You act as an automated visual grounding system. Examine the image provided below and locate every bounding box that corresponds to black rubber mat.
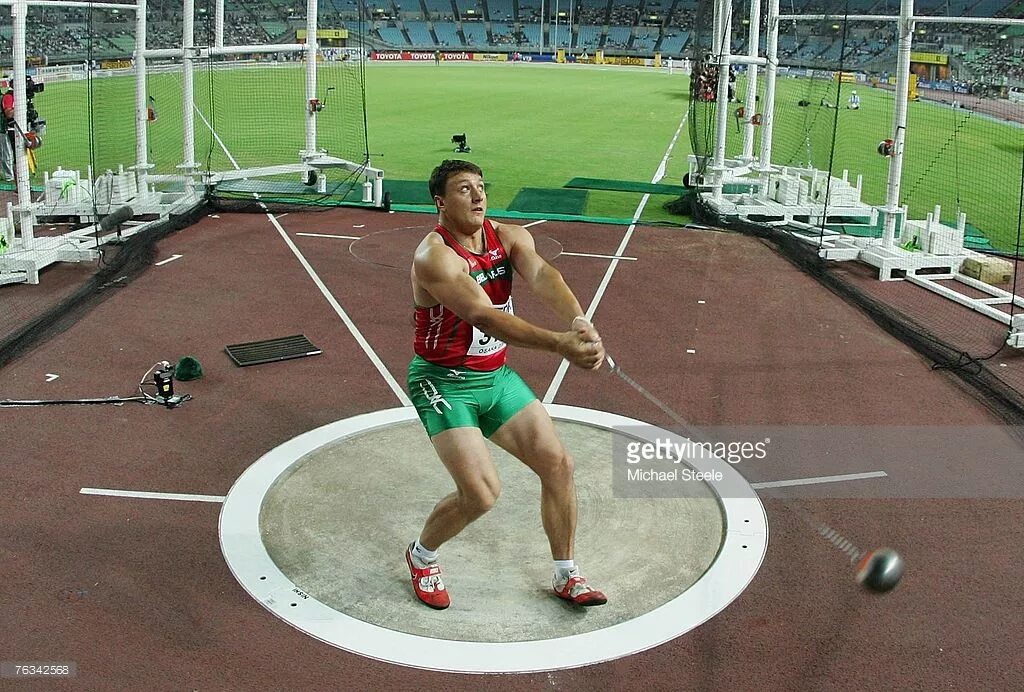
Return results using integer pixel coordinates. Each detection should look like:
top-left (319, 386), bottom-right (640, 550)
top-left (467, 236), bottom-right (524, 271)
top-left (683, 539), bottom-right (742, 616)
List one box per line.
top-left (225, 334), bottom-right (322, 367)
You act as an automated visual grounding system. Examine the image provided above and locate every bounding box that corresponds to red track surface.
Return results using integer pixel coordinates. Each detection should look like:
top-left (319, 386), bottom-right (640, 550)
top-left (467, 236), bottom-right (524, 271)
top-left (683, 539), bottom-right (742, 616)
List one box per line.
top-left (2, 208), bottom-right (1021, 689)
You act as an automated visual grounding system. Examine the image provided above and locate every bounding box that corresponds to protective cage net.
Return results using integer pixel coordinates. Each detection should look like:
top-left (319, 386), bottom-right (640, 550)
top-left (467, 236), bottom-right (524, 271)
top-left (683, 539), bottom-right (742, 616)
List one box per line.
top-left (1, 0), bottom-right (371, 368)
top-left (196, 0), bottom-right (372, 213)
top-left (684, 1), bottom-right (1024, 424)
top-left (1, 2), bottom-right (154, 369)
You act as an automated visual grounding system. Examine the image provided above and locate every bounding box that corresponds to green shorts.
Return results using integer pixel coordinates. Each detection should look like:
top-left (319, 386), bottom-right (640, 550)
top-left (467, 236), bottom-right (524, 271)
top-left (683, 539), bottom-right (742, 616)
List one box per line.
top-left (407, 355), bottom-right (537, 438)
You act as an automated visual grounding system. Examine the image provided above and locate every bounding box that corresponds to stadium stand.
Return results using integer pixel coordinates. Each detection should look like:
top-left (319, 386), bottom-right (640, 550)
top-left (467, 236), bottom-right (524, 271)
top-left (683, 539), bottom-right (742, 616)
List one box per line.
top-left (634, 29), bottom-right (657, 53)
top-left (422, 0), bottom-right (455, 21)
top-left (521, 22), bottom-right (542, 47)
top-left (462, 21), bottom-right (487, 46)
top-left (433, 21), bottom-right (462, 47)
top-left (490, 21), bottom-right (515, 46)
top-left (576, 24), bottom-right (602, 51)
top-left (659, 31), bottom-right (688, 57)
top-left (405, 20), bottom-right (434, 46)
top-left (487, 0), bottom-right (515, 22)
top-left (376, 25), bottom-right (408, 46)
top-left (605, 25), bottom-right (630, 51)
top-left (10, 0), bottom-right (1024, 75)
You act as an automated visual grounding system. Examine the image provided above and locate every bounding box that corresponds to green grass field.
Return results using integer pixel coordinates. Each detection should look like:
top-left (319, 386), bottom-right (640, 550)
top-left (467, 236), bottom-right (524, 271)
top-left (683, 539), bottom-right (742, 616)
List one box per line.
top-left (28, 62), bottom-right (1024, 251)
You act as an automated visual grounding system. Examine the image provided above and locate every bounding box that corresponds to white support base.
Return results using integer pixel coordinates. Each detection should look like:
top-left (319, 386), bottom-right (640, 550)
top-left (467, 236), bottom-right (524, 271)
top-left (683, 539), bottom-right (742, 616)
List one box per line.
top-left (0, 234), bottom-right (101, 285)
top-left (802, 229), bottom-right (1023, 348)
top-left (907, 273), bottom-right (1024, 348)
top-left (0, 188), bottom-right (202, 285)
top-left (708, 195), bottom-right (878, 226)
top-left (692, 157), bottom-right (877, 227)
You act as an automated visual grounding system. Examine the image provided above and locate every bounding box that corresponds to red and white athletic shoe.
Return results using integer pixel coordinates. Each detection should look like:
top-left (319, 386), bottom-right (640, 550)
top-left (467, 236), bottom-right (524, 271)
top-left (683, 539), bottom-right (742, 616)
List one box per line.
top-left (553, 567), bottom-right (607, 607)
top-left (405, 543), bottom-right (450, 610)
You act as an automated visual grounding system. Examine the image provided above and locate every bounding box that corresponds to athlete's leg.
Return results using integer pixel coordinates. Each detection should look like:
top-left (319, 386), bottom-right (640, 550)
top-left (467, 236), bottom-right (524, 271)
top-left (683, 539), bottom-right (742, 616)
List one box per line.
top-left (489, 400), bottom-right (576, 560)
top-left (417, 426), bottom-right (502, 551)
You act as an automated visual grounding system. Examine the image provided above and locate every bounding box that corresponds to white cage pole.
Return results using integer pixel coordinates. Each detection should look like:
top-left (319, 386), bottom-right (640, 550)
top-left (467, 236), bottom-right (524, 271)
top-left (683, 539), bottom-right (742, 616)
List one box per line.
top-left (758, 0), bottom-right (779, 191)
top-left (134, 0), bottom-right (149, 193)
top-left (305, 0), bottom-right (318, 157)
top-left (182, 0), bottom-right (196, 175)
top-left (711, 0), bottom-right (734, 201)
top-left (881, 0), bottom-right (914, 248)
top-left (741, 0), bottom-right (762, 162)
top-left (10, 0), bottom-right (32, 242)
top-left (215, 0), bottom-right (224, 48)
top-left (540, 0), bottom-right (545, 54)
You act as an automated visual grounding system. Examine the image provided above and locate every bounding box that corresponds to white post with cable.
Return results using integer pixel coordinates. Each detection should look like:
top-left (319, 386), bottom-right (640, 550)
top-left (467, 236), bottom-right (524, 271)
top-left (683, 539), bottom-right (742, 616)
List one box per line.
top-left (740, 0), bottom-right (762, 163)
top-left (305, 0), bottom-right (318, 159)
top-left (215, 0), bottom-right (224, 49)
top-left (881, 0), bottom-right (914, 249)
top-left (181, 0), bottom-right (196, 181)
top-left (134, 0), bottom-right (151, 199)
top-left (10, 0), bottom-right (33, 244)
top-left (758, 0), bottom-right (779, 198)
top-left (711, 0), bottom-right (733, 202)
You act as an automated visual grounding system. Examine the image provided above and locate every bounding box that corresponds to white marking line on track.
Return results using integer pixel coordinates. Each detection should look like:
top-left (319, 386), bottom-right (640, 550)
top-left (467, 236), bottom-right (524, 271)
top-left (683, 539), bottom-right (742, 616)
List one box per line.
top-left (560, 251), bottom-right (638, 261)
top-left (295, 232), bottom-right (361, 240)
top-left (751, 471), bottom-right (889, 490)
top-left (267, 216), bottom-right (413, 407)
top-left (543, 109), bottom-right (689, 404)
top-left (155, 254), bottom-right (182, 266)
top-left (523, 219), bottom-right (547, 228)
top-left (80, 488), bottom-right (225, 503)
top-left (198, 107), bottom-right (412, 408)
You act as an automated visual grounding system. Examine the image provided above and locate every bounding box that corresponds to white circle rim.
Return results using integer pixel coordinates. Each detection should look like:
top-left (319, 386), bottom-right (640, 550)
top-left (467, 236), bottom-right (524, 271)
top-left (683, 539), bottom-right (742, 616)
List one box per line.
top-left (219, 404), bottom-right (768, 674)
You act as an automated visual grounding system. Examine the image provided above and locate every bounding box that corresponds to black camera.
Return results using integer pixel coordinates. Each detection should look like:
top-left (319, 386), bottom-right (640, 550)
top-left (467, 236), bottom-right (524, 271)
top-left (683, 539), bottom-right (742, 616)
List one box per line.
top-left (24, 76), bottom-right (43, 131)
top-left (25, 75), bottom-right (44, 96)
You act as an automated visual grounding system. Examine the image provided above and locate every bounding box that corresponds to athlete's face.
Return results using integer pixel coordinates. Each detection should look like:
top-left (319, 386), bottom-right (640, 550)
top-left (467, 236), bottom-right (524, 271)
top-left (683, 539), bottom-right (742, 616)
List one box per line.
top-left (437, 171), bottom-right (486, 231)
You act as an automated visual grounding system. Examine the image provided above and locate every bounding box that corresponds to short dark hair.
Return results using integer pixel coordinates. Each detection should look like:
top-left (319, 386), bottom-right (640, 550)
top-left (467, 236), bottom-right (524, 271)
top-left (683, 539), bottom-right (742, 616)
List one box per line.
top-left (429, 159), bottom-right (483, 199)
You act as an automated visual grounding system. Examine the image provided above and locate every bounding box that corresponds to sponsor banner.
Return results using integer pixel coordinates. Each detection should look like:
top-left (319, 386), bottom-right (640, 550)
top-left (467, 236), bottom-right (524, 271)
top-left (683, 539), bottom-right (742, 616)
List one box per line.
top-left (372, 50), bottom-right (475, 61)
top-left (917, 78), bottom-right (971, 94)
top-left (101, 59), bottom-right (132, 69)
top-left (372, 51), bottom-right (405, 61)
top-left (601, 55), bottom-right (647, 67)
top-left (471, 52), bottom-right (508, 62)
top-left (296, 28), bottom-right (348, 40)
top-left (911, 51), bottom-right (948, 65)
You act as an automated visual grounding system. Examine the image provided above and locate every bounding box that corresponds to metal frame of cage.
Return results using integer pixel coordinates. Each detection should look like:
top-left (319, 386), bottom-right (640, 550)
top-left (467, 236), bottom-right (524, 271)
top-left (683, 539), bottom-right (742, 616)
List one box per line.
top-left (694, 0), bottom-right (1024, 346)
top-left (0, 0), bottom-right (384, 286)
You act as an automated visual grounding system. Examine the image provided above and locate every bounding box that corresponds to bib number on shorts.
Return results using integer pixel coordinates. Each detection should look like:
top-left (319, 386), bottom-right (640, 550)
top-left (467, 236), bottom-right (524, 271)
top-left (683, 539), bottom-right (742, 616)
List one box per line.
top-left (468, 298), bottom-right (513, 357)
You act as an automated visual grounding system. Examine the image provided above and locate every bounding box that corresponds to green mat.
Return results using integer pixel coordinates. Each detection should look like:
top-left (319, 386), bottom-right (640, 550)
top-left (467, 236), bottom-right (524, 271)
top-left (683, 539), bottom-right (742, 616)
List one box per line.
top-left (508, 187), bottom-right (588, 215)
top-left (564, 177), bottom-right (756, 196)
top-left (565, 177), bottom-right (686, 196)
top-left (215, 178), bottom-right (434, 205)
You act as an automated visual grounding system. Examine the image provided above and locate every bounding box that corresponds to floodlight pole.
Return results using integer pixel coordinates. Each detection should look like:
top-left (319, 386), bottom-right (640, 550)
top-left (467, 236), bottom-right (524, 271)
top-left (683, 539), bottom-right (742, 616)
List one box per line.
top-left (881, 0), bottom-right (914, 248)
top-left (758, 0), bottom-right (779, 194)
top-left (305, 0), bottom-right (318, 157)
top-left (740, 0), bottom-right (762, 162)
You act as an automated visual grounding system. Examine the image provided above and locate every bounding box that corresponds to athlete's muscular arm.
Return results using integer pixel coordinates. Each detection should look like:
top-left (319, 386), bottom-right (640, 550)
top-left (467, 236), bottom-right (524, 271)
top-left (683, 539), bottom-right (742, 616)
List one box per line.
top-left (499, 224), bottom-right (604, 368)
top-left (414, 243), bottom-right (601, 368)
top-left (499, 223), bottom-right (587, 327)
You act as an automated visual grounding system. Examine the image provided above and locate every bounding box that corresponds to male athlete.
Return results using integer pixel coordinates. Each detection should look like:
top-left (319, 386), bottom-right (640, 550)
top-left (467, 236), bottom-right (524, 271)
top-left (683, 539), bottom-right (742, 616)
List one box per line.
top-left (405, 159), bottom-right (607, 610)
